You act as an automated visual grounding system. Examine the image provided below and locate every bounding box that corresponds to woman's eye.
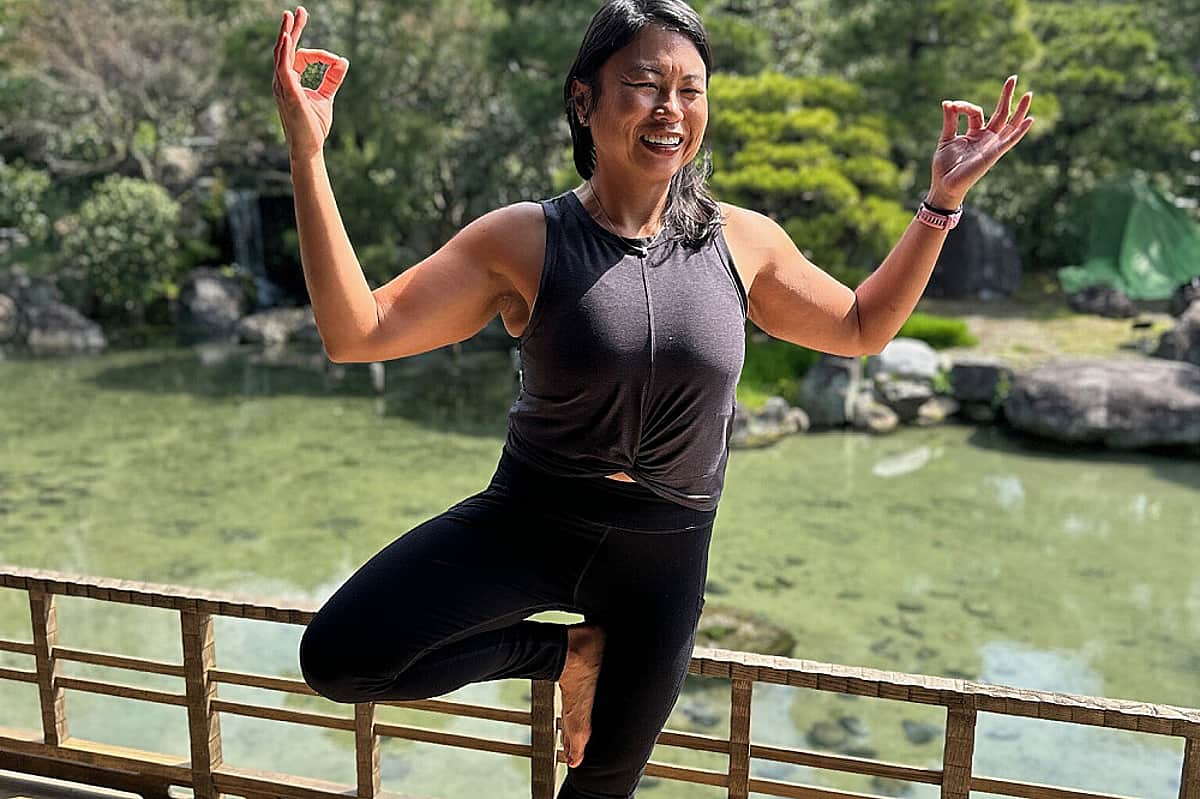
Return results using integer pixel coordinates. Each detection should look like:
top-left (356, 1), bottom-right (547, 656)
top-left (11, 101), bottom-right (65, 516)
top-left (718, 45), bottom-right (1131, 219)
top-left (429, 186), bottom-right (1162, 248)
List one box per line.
top-left (624, 82), bottom-right (703, 96)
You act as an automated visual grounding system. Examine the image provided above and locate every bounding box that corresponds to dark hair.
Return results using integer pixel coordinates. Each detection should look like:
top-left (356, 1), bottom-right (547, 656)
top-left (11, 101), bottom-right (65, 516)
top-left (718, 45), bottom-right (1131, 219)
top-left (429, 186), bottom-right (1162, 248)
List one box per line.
top-left (563, 0), bottom-right (723, 249)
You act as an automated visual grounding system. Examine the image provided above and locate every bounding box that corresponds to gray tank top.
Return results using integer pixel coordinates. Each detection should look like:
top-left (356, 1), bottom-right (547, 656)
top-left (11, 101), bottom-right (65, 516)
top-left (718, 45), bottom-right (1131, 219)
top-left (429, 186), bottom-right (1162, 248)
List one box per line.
top-left (503, 189), bottom-right (748, 512)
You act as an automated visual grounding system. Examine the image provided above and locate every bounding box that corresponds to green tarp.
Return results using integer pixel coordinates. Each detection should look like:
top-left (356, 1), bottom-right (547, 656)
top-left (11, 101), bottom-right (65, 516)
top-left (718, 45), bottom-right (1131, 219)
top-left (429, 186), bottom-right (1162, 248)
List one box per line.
top-left (1057, 178), bottom-right (1200, 300)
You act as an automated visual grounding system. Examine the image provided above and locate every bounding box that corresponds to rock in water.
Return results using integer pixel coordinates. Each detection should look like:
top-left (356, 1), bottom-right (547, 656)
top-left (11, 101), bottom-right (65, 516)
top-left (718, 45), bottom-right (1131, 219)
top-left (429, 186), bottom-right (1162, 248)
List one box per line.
top-left (1153, 300), bottom-right (1200, 367)
top-left (798, 354), bottom-right (862, 427)
top-left (1003, 358), bottom-right (1200, 450)
top-left (866, 338), bottom-right (941, 381)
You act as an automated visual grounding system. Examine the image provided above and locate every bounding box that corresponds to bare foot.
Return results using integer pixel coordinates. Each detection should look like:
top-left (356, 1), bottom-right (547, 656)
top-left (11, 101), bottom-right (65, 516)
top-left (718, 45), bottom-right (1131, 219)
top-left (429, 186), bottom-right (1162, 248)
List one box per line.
top-left (558, 621), bottom-right (606, 768)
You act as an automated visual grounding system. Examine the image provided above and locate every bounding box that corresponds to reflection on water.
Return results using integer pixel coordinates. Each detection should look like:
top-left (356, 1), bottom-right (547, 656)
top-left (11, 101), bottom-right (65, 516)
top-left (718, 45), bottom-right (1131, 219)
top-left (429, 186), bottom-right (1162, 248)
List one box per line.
top-left (1, 345), bottom-right (1197, 798)
top-left (973, 640), bottom-right (1186, 798)
top-left (871, 445), bottom-right (935, 478)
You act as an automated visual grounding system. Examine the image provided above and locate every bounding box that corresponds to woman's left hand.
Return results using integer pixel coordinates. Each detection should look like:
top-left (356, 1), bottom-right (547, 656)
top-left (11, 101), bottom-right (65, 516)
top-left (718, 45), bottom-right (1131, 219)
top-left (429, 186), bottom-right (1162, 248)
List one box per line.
top-left (927, 75), bottom-right (1035, 208)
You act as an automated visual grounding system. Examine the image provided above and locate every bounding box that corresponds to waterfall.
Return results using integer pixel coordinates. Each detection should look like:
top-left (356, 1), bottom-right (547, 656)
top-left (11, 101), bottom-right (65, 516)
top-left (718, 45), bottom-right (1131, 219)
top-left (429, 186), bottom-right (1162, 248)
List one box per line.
top-left (225, 189), bottom-right (283, 310)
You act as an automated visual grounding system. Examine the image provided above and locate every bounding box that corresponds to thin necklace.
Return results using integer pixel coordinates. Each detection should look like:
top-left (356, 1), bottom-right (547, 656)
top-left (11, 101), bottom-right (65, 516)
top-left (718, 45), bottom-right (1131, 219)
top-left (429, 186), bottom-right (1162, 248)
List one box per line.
top-left (587, 179), bottom-right (664, 241)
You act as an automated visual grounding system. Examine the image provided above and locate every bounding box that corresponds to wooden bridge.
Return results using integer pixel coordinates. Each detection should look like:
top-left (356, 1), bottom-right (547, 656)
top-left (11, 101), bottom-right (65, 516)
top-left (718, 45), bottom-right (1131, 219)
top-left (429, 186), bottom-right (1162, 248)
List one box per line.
top-left (0, 565), bottom-right (1197, 799)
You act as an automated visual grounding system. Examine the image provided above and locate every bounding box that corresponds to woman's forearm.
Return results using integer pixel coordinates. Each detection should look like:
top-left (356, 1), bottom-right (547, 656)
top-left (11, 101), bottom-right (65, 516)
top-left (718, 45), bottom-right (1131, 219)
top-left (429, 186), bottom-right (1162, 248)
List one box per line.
top-left (853, 208), bottom-right (953, 353)
top-left (289, 152), bottom-right (378, 359)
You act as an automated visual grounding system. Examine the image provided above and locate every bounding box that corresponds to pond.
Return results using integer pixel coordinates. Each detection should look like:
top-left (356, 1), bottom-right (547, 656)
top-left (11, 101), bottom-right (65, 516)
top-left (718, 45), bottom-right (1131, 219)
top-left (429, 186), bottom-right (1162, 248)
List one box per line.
top-left (1, 344), bottom-right (1197, 798)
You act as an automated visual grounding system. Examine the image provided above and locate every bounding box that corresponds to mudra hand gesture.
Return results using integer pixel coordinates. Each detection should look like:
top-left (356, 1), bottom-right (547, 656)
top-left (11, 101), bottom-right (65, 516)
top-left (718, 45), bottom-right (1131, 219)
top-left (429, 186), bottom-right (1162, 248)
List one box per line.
top-left (927, 75), bottom-right (1035, 209)
top-left (272, 5), bottom-right (349, 160)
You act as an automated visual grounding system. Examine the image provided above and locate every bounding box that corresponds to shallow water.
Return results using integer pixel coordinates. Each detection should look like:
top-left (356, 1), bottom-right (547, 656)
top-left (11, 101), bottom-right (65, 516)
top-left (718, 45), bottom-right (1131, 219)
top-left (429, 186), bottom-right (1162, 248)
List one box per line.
top-left (1, 344), bottom-right (1196, 798)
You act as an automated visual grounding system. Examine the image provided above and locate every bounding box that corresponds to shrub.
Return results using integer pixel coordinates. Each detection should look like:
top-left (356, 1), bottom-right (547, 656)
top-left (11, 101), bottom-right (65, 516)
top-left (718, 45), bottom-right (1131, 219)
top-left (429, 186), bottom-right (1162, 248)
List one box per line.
top-left (0, 160), bottom-right (52, 245)
top-left (60, 175), bottom-right (183, 321)
top-left (737, 329), bottom-right (821, 409)
top-left (896, 312), bottom-right (978, 349)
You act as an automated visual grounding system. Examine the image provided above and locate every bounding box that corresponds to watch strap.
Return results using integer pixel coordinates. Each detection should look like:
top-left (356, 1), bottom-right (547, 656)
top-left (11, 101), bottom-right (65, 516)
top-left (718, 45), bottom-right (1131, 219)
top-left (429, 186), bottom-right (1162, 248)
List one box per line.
top-left (916, 201), bottom-right (963, 231)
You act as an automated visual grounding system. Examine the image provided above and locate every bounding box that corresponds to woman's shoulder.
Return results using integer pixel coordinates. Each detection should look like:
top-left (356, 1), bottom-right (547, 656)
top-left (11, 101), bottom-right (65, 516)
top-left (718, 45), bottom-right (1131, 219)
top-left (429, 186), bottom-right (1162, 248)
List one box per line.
top-left (466, 201), bottom-right (548, 315)
top-left (715, 201), bottom-right (780, 288)
top-left (716, 201), bottom-right (779, 237)
top-left (472, 200), bottom-right (546, 267)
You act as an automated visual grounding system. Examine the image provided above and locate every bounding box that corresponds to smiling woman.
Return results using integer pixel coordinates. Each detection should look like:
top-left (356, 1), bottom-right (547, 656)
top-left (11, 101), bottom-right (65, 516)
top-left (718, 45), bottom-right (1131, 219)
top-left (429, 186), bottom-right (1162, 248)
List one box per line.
top-left (563, 11), bottom-right (720, 246)
top-left (272, 0), bottom-right (1035, 796)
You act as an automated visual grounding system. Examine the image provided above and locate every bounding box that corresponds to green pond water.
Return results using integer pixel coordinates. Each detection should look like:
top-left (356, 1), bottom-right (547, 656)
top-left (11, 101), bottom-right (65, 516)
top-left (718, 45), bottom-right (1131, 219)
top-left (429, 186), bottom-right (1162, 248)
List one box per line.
top-left (1, 343), bottom-right (1197, 799)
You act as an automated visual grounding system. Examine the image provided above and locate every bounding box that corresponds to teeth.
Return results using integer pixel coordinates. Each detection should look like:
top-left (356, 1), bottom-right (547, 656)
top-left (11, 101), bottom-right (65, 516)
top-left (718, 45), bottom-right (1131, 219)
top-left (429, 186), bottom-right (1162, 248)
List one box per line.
top-left (643, 135), bottom-right (682, 146)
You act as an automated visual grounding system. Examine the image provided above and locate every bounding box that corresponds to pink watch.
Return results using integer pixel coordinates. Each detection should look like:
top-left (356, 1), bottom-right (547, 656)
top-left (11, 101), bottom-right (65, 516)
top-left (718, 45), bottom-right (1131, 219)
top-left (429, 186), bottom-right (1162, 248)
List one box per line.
top-left (916, 200), bottom-right (963, 230)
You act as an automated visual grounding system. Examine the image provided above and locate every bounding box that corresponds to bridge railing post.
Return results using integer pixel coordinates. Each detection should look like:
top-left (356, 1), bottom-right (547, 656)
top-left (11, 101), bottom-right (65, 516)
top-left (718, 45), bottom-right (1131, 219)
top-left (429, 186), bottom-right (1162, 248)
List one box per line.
top-left (727, 667), bottom-right (753, 799)
top-left (29, 589), bottom-right (68, 747)
top-left (941, 706), bottom-right (976, 798)
top-left (530, 679), bottom-right (562, 798)
top-left (181, 609), bottom-right (222, 799)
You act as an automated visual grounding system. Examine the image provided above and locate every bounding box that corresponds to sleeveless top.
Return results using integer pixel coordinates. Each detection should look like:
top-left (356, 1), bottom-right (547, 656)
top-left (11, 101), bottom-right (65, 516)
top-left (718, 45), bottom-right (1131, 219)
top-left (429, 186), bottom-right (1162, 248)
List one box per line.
top-left (502, 189), bottom-right (748, 512)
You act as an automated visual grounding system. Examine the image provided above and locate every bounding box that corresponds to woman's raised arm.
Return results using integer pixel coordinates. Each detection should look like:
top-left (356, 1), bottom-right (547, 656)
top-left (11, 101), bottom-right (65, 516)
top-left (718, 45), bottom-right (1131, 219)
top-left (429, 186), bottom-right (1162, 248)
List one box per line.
top-left (274, 6), bottom-right (374, 360)
top-left (274, 6), bottom-right (533, 364)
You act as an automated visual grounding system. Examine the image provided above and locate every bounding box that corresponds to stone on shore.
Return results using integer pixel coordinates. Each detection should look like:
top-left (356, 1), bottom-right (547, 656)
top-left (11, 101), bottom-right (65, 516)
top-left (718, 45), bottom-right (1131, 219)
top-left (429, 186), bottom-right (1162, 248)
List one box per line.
top-left (1003, 358), bottom-right (1200, 450)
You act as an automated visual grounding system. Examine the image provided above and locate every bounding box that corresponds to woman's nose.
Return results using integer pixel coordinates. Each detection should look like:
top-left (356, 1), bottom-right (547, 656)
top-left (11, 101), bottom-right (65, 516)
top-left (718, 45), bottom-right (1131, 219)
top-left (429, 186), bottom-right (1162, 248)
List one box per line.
top-left (654, 91), bottom-right (683, 120)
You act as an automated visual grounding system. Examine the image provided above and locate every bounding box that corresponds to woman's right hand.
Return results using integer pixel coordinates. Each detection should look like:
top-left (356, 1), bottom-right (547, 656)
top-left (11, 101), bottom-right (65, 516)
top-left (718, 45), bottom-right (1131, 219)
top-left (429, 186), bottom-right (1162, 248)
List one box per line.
top-left (272, 6), bottom-right (350, 161)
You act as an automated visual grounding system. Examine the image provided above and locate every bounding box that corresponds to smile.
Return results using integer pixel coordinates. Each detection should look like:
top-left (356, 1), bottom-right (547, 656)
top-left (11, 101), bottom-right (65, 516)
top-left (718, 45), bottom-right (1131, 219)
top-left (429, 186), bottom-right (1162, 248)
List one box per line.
top-left (640, 134), bottom-right (683, 155)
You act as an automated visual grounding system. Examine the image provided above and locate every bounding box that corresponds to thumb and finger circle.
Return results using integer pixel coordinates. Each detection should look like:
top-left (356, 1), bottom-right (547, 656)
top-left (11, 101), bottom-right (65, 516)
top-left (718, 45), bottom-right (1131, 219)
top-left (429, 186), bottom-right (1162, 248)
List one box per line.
top-left (938, 101), bottom-right (985, 143)
top-left (294, 49), bottom-right (350, 99)
top-left (274, 8), bottom-right (348, 103)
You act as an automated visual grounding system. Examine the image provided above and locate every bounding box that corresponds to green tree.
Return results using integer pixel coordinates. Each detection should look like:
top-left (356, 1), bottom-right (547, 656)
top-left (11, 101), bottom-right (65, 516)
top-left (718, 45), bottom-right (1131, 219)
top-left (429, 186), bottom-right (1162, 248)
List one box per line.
top-left (820, 0), bottom-right (1040, 179)
top-left (0, 0), bottom-right (220, 182)
top-left (969, 1), bottom-right (1200, 270)
top-left (696, 0), bottom-right (835, 76)
top-left (706, 71), bottom-right (912, 284)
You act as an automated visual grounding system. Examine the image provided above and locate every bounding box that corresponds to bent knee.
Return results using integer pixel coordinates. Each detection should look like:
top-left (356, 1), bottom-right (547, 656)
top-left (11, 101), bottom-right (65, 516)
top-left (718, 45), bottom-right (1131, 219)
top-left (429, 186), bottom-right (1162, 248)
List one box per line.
top-left (299, 618), bottom-right (369, 703)
top-left (300, 615), bottom-right (432, 703)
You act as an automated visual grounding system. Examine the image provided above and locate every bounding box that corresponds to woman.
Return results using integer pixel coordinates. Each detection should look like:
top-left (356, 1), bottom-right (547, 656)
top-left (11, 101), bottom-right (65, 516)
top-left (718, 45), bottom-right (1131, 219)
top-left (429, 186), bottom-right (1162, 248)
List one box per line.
top-left (273, 1), bottom-right (1033, 795)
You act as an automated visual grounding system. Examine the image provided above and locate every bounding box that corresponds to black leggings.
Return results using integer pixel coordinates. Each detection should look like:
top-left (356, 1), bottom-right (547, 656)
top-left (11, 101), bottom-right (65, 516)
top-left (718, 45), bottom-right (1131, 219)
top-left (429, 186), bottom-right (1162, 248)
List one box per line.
top-left (298, 446), bottom-right (717, 799)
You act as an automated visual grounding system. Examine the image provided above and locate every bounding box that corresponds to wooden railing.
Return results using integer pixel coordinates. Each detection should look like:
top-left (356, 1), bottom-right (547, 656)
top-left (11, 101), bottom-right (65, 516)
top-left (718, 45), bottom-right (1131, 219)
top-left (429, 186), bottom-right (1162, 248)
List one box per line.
top-left (0, 565), bottom-right (1197, 799)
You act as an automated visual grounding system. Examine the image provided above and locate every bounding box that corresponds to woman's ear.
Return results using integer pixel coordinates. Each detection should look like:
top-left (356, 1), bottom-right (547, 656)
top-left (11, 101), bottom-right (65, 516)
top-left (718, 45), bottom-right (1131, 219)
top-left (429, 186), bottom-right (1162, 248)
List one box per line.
top-left (570, 78), bottom-right (592, 126)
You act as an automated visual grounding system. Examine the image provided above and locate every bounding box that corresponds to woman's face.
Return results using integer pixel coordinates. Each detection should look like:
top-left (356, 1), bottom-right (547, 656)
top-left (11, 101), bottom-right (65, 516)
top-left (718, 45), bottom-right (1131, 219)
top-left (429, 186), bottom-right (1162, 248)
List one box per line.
top-left (574, 24), bottom-right (708, 182)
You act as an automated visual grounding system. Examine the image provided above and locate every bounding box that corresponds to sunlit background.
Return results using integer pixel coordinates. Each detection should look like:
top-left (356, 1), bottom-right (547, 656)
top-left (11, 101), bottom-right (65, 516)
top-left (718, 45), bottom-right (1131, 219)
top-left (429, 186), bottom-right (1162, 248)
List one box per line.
top-left (2, 0), bottom-right (1199, 797)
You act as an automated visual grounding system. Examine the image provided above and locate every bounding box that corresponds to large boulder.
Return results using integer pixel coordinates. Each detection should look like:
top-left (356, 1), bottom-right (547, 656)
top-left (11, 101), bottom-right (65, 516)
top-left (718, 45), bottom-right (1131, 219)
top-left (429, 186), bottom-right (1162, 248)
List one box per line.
top-left (948, 355), bottom-right (1013, 404)
top-left (915, 395), bottom-right (960, 425)
top-left (849, 389), bottom-right (899, 434)
top-left (24, 301), bottom-right (107, 356)
top-left (695, 602), bottom-right (797, 657)
top-left (797, 354), bottom-right (862, 427)
top-left (925, 206), bottom-right (1023, 300)
top-left (1003, 358), bottom-right (1200, 450)
top-left (235, 305), bottom-right (323, 347)
top-left (875, 377), bottom-right (935, 422)
top-left (1065, 285), bottom-right (1135, 318)
top-left (175, 267), bottom-right (249, 344)
top-left (0, 293), bottom-right (19, 343)
top-left (1168, 278), bottom-right (1200, 317)
top-left (865, 337), bottom-right (943, 382)
top-left (0, 267), bottom-right (63, 308)
top-left (730, 396), bottom-right (809, 448)
top-left (0, 268), bottom-right (107, 357)
top-left (1152, 300), bottom-right (1200, 367)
